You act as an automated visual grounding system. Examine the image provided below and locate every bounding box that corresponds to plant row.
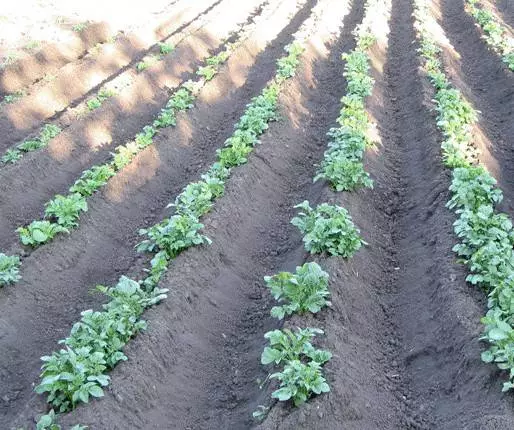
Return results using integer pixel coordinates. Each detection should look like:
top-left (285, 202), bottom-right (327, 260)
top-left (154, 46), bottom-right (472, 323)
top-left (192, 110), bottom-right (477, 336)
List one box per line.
top-left (255, 0), bottom-right (387, 417)
top-left (414, 0), bottom-right (514, 392)
top-left (466, 0), bottom-right (514, 71)
top-left (313, 9), bottom-right (378, 192)
top-left (8, 34), bottom-right (246, 255)
top-left (35, 35), bottom-right (308, 414)
top-left (1, 124), bottom-right (62, 164)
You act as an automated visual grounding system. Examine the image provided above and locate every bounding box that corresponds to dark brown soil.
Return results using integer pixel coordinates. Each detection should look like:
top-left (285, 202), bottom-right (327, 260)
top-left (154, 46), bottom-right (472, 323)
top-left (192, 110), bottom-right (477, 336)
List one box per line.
top-left (0, 0), bottom-right (224, 151)
top-left (2, 0), bottom-right (514, 429)
top-left (438, 0), bottom-right (514, 214)
top-left (494, 0), bottom-right (514, 28)
top-left (0, 22), bottom-right (112, 97)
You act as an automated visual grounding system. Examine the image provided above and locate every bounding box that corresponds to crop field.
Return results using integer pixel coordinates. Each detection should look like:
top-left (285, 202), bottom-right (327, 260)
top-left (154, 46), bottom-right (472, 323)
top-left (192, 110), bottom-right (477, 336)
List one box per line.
top-left (0, 0), bottom-right (513, 428)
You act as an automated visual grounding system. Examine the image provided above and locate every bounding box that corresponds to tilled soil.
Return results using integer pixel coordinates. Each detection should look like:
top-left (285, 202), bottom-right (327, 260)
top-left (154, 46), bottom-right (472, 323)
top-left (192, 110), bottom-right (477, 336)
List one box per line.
top-left (495, 0), bottom-right (514, 28)
top-left (2, 0), bottom-right (514, 429)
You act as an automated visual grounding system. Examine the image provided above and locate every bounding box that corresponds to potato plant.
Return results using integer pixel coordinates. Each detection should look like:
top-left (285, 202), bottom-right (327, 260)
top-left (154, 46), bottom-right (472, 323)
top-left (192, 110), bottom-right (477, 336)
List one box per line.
top-left (291, 201), bottom-right (365, 257)
top-left (86, 88), bottom-right (116, 111)
top-left (17, 221), bottom-right (68, 247)
top-left (0, 253), bottom-right (21, 287)
top-left (36, 409), bottom-right (85, 430)
top-left (265, 262), bottom-right (330, 319)
top-left (261, 328), bottom-right (331, 406)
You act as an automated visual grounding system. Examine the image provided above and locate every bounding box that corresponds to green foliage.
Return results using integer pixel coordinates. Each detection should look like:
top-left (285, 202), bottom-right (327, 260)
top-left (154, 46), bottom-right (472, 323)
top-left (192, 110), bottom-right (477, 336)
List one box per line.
top-left (261, 327), bottom-right (330, 366)
top-left (45, 193), bottom-right (88, 228)
top-left (158, 42), bottom-right (174, 55)
top-left (314, 128), bottom-right (373, 191)
top-left (342, 51), bottom-right (374, 98)
top-left (1, 90), bottom-right (25, 105)
top-left (197, 65), bottom-right (217, 81)
top-left (172, 176), bottom-right (225, 218)
top-left (137, 214), bottom-right (211, 258)
top-left (86, 88), bottom-right (116, 111)
top-left (112, 141), bottom-right (141, 170)
top-left (265, 262), bottom-right (330, 319)
top-left (167, 88), bottom-right (194, 111)
top-left (1, 148), bottom-right (22, 164)
top-left (40, 124), bottom-right (62, 143)
top-left (447, 166), bottom-right (502, 211)
top-left (36, 276), bottom-right (167, 411)
top-left (2, 123), bottom-right (61, 164)
top-left (136, 54), bottom-right (160, 72)
top-left (434, 88), bottom-right (478, 167)
top-left (315, 29), bottom-right (376, 192)
top-left (261, 328), bottom-right (331, 406)
top-left (136, 61), bottom-right (149, 72)
top-left (18, 221), bottom-right (68, 247)
top-left (291, 201), bottom-right (365, 257)
top-left (70, 165), bottom-right (116, 196)
top-left (276, 43), bottom-right (304, 79)
top-left (217, 140), bottom-right (253, 167)
top-left (206, 50), bottom-right (230, 66)
top-left (270, 360), bottom-right (330, 406)
top-left (72, 22), bottom-right (88, 32)
top-left (0, 253), bottom-right (21, 286)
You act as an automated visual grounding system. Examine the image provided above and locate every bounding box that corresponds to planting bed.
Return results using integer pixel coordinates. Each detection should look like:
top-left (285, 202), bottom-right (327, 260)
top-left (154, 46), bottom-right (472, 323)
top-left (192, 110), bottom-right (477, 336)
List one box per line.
top-left (1, 0), bottom-right (514, 429)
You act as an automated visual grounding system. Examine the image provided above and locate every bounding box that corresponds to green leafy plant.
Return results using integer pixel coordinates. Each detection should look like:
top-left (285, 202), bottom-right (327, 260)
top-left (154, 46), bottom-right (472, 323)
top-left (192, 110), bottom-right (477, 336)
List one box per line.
top-left (1, 148), bottom-right (22, 163)
top-left (72, 22), bottom-right (88, 32)
top-left (265, 262), bottom-right (330, 319)
top-left (447, 166), bottom-right (502, 211)
top-left (70, 165), bottom-right (116, 196)
top-left (86, 88), bottom-right (116, 111)
top-left (261, 328), bottom-right (331, 406)
top-left (261, 328), bottom-right (332, 366)
top-left (112, 141), bottom-right (140, 170)
top-left (197, 65), bottom-right (217, 81)
top-left (137, 214), bottom-right (211, 258)
top-left (3, 123), bottom-right (62, 164)
top-left (45, 193), bottom-right (88, 228)
top-left (466, 0), bottom-right (514, 71)
top-left (17, 221), bottom-right (68, 246)
top-left (415, 0), bottom-right (514, 392)
top-left (2, 90), bottom-right (25, 104)
top-left (270, 360), bottom-right (330, 406)
top-left (172, 176), bottom-right (225, 218)
top-left (291, 201), bottom-right (365, 257)
top-left (36, 276), bottom-right (167, 411)
top-left (276, 43), bottom-right (304, 79)
top-left (0, 253), bottom-right (21, 286)
top-left (158, 42), bottom-right (174, 55)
